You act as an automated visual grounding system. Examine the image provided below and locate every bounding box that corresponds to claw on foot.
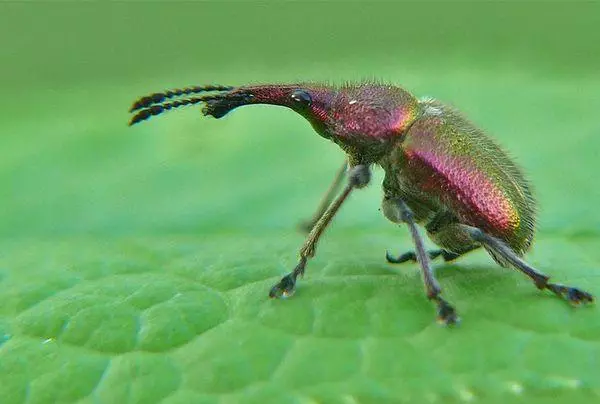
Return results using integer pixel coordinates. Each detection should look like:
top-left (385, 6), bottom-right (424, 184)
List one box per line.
top-left (568, 288), bottom-right (594, 305)
top-left (434, 297), bottom-right (460, 326)
top-left (269, 274), bottom-right (297, 299)
top-left (548, 284), bottom-right (594, 306)
top-left (385, 250), bottom-right (417, 264)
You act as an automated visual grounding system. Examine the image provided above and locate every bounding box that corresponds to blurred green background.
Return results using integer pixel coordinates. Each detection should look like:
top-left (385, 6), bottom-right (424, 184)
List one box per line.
top-left (1, 2), bottom-right (599, 403)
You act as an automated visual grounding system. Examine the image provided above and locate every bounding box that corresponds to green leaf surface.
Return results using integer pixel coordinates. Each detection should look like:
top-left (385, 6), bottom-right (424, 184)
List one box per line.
top-left (1, 2), bottom-right (600, 403)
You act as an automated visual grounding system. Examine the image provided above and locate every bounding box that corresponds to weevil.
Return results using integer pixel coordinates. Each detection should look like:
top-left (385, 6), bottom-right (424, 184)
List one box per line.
top-left (129, 82), bottom-right (594, 325)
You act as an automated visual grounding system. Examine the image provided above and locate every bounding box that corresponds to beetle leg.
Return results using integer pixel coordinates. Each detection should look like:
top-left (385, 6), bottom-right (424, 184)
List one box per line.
top-left (466, 226), bottom-right (594, 305)
top-left (298, 160), bottom-right (348, 233)
top-left (386, 249), bottom-right (459, 264)
top-left (384, 197), bottom-right (459, 325)
top-left (270, 164), bottom-right (370, 299)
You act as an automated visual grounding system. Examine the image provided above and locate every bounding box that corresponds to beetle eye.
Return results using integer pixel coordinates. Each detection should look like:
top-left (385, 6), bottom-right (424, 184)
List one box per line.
top-left (291, 90), bottom-right (312, 108)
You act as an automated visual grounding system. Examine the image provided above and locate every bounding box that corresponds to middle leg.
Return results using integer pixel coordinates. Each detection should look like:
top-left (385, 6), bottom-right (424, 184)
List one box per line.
top-left (382, 197), bottom-right (459, 325)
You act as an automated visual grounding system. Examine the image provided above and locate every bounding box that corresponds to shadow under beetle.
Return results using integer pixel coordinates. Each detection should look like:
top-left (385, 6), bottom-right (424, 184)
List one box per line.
top-left (129, 82), bottom-right (594, 325)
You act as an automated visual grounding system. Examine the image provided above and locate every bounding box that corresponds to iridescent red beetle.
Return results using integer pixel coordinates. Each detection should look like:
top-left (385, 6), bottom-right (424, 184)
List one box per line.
top-left (129, 82), bottom-right (593, 324)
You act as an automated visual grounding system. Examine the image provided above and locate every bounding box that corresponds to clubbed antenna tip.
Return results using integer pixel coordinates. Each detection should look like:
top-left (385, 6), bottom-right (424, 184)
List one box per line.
top-left (129, 96), bottom-right (216, 126)
top-left (129, 84), bottom-right (234, 112)
top-left (128, 84), bottom-right (235, 125)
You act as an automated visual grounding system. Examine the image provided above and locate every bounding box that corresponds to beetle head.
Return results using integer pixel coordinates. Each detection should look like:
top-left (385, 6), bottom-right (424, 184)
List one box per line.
top-left (129, 83), bottom-right (420, 162)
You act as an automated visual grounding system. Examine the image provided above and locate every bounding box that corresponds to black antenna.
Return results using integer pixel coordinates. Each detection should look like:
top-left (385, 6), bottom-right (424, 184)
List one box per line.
top-left (128, 93), bottom-right (249, 126)
top-left (129, 85), bottom-right (234, 112)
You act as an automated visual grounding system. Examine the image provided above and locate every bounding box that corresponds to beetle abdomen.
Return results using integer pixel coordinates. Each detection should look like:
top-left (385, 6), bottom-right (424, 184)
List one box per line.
top-left (396, 99), bottom-right (536, 255)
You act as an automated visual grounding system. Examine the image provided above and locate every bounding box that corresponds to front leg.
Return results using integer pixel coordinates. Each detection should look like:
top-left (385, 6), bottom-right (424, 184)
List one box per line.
top-left (382, 197), bottom-right (459, 325)
top-left (270, 164), bottom-right (371, 298)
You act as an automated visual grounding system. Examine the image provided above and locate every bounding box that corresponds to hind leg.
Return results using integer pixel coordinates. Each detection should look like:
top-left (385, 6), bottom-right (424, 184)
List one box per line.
top-left (464, 225), bottom-right (594, 305)
top-left (386, 211), bottom-right (480, 265)
top-left (386, 249), bottom-right (461, 264)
